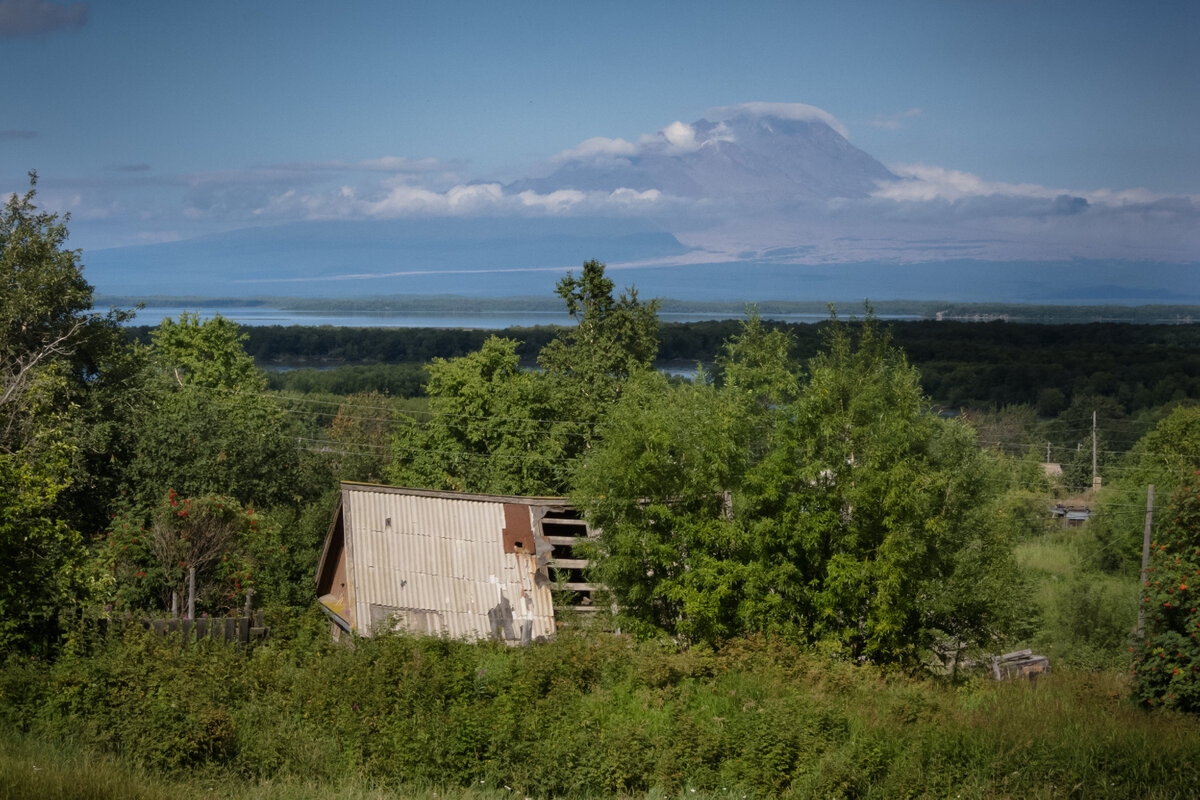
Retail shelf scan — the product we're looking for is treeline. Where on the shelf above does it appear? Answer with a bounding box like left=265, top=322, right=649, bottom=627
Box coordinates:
left=101, top=293, right=1200, bottom=323
left=131, top=318, right=1200, bottom=416
left=265, top=362, right=427, bottom=396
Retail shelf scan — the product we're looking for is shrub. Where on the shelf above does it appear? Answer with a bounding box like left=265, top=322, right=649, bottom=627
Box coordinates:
left=1131, top=477, right=1200, bottom=711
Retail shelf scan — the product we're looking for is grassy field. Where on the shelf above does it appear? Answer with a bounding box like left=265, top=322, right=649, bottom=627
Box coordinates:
left=3, top=622, right=1198, bottom=799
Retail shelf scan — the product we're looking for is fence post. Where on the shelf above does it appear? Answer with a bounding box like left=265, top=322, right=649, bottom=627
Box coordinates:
left=186, top=567, right=196, bottom=620
left=1137, top=484, right=1154, bottom=637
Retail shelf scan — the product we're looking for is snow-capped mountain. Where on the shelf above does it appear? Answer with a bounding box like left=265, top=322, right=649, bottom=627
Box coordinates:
left=511, top=106, right=897, bottom=204
left=79, top=102, right=1198, bottom=302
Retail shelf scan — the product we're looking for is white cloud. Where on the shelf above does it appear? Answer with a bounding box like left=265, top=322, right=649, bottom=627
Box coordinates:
left=874, top=164, right=1057, bottom=202
left=608, top=187, right=662, bottom=205
left=656, top=121, right=701, bottom=153
left=869, top=108, right=922, bottom=130
left=551, top=136, right=639, bottom=161
left=360, top=182, right=505, bottom=217
left=517, top=188, right=586, bottom=213
left=252, top=181, right=669, bottom=221
left=874, top=163, right=1194, bottom=207
left=707, top=102, right=850, bottom=139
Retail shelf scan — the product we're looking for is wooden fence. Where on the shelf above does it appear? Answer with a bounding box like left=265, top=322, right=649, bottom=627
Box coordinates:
left=138, top=611, right=269, bottom=646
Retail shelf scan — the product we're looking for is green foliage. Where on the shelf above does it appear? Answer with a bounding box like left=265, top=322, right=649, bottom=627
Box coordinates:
left=0, top=176, right=120, bottom=652
left=539, top=259, right=661, bottom=439
left=1089, top=405, right=1200, bottom=574
left=388, top=336, right=564, bottom=494
left=577, top=315, right=1026, bottom=666
left=0, top=172, right=93, bottom=366
left=265, top=362, right=427, bottom=396
left=322, top=391, right=399, bottom=483
left=99, top=492, right=282, bottom=616
left=4, top=631, right=1200, bottom=797
left=1131, top=477, right=1200, bottom=711
left=1123, top=405, right=1200, bottom=498
left=150, top=312, right=265, bottom=391
left=749, top=319, right=1024, bottom=664
left=388, top=261, right=661, bottom=496
left=0, top=437, right=85, bottom=653
left=574, top=370, right=753, bottom=642
left=121, top=313, right=306, bottom=508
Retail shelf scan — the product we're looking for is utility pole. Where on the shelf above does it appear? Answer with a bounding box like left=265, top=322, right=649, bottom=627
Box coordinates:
left=1137, top=485, right=1154, bottom=637
left=1092, top=410, right=1100, bottom=492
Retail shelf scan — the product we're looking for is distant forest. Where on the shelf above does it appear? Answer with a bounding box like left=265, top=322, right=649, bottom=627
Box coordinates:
left=127, top=318, right=1200, bottom=415
left=102, top=295, right=1200, bottom=324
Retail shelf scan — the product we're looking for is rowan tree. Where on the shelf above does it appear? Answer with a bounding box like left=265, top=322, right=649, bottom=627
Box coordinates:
left=1131, top=477, right=1200, bottom=711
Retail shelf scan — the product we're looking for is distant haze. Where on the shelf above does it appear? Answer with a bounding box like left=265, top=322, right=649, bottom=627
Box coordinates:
left=82, top=105, right=1198, bottom=304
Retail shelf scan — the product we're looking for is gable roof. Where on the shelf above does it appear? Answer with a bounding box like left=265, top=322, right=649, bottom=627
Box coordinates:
left=315, top=482, right=591, bottom=643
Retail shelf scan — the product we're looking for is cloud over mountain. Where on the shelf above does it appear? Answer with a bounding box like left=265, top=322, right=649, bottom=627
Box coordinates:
left=45, top=101, right=1200, bottom=273
left=515, top=103, right=894, bottom=204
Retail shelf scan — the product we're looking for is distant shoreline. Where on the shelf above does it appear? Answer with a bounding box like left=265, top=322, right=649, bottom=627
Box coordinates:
left=96, top=294, right=1200, bottom=325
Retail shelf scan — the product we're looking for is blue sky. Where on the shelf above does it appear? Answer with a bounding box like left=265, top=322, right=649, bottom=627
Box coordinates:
left=1, top=0, right=1197, bottom=263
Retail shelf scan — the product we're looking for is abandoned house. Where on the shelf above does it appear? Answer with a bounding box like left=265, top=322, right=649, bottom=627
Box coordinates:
left=315, top=482, right=597, bottom=643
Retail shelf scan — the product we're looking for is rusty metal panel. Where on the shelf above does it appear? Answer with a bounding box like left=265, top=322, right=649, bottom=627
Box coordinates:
left=503, top=504, right=534, bottom=554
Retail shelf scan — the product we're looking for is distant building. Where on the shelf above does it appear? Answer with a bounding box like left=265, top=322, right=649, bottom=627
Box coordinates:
left=1041, top=462, right=1063, bottom=477
left=315, top=482, right=596, bottom=643
left=1050, top=503, right=1092, bottom=528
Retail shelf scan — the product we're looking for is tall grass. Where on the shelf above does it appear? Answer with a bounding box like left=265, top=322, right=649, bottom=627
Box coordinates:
left=1015, top=526, right=1139, bottom=670
left=2, top=613, right=1197, bottom=799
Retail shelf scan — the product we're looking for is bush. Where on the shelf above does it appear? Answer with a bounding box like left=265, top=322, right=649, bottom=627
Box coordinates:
left=1131, top=477, right=1200, bottom=711
left=4, top=627, right=1200, bottom=796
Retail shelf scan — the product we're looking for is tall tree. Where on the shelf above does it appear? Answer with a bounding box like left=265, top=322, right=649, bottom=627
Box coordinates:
left=1089, top=405, right=1200, bottom=573
left=388, top=260, right=661, bottom=496
left=120, top=313, right=303, bottom=508
left=573, top=369, right=753, bottom=642
left=0, top=173, right=120, bottom=650
left=388, top=336, right=564, bottom=495
left=743, top=318, right=1020, bottom=665
left=575, top=315, right=1024, bottom=668
left=539, top=259, right=661, bottom=450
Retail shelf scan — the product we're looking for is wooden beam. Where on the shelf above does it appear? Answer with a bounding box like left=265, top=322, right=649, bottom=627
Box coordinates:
left=545, top=535, right=585, bottom=546
left=548, top=558, right=590, bottom=569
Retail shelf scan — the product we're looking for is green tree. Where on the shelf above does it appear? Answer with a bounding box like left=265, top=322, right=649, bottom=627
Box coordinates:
left=323, top=390, right=400, bottom=483
left=744, top=319, right=1021, bottom=665
left=0, top=172, right=94, bottom=370
left=0, top=173, right=128, bottom=649
left=99, top=492, right=282, bottom=616
left=0, top=372, right=86, bottom=652
left=575, top=315, right=1024, bottom=667
left=1088, top=405, right=1200, bottom=573
left=120, top=313, right=304, bottom=508
left=1131, top=477, right=1200, bottom=711
left=388, top=336, right=564, bottom=494
left=150, top=312, right=265, bottom=391
left=388, top=260, right=661, bottom=496
left=573, top=369, right=753, bottom=642
left=539, top=259, right=661, bottom=448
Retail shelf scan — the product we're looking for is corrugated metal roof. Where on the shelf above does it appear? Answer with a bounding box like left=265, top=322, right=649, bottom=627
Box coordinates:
left=335, top=483, right=571, bottom=642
